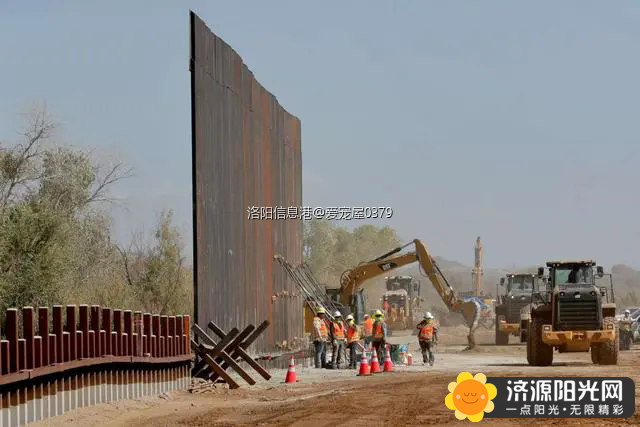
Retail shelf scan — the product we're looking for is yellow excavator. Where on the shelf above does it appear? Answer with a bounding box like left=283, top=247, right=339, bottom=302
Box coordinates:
left=339, top=239, right=482, bottom=349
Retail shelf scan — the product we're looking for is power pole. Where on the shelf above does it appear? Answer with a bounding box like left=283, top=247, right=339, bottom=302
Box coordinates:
left=472, top=236, right=483, bottom=296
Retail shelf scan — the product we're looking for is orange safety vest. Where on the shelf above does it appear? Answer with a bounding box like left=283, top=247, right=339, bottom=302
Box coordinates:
left=372, top=320, right=385, bottom=340
left=315, top=317, right=329, bottom=340
left=347, top=323, right=359, bottom=343
left=332, top=321, right=345, bottom=340
left=364, top=318, right=373, bottom=336
left=419, top=324, right=434, bottom=341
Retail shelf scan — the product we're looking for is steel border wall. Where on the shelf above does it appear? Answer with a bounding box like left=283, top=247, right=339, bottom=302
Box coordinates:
left=0, top=305, right=192, bottom=426
left=190, top=11, right=303, bottom=354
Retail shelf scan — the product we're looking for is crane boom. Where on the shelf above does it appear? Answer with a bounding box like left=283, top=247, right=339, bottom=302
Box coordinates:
left=339, top=239, right=481, bottom=349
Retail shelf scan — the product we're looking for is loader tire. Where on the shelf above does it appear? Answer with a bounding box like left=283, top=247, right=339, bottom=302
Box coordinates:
left=596, top=317, right=619, bottom=365
left=529, top=317, right=553, bottom=366
left=495, top=320, right=509, bottom=345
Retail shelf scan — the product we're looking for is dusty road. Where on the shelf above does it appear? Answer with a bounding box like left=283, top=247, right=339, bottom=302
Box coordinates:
left=33, top=326, right=640, bottom=426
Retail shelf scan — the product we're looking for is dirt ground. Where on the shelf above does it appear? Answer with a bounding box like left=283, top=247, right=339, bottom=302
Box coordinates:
left=32, top=326, right=640, bottom=426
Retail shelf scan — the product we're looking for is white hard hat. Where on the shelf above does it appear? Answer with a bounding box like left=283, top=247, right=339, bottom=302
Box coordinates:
left=375, top=309, right=383, bottom=316
left=425, top=312, right=434, bottom=319
left=346, top=314, right=354, bottom=321
left=334, top=310, right=342, bottom=317
left=625, top=309, right=630, bottom=314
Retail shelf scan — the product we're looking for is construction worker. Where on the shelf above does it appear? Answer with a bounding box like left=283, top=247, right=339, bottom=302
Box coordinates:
left=346, top=314, right=360, bottom=369
left=417, top=312, right=437, bottom=366
left=363, top=314, right=374, bottom=349
left=330, top=311, right=347, bottom=369
left=371, top=309, right=388, bottom=359
left=311, top=307, right=329, bottom=368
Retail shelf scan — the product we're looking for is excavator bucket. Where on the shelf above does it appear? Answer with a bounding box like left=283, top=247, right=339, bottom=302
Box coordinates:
left=459, top=300, right=481, bottom=350
left=460, top=301, right=479, bottom=327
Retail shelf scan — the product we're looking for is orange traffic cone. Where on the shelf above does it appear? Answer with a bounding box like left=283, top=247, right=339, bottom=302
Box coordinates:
left=357, top=352, right=371, bottom=376
left=285, top=355, right=297, bottom=383
left=383, top=347, right=393, bottom=372
left=370, top=348, right=382, bottom=373
left=407, top=353, right=413, bottom=366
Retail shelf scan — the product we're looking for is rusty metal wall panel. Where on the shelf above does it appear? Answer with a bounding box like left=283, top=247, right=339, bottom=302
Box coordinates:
left=190, top=11, right=303, bottom=354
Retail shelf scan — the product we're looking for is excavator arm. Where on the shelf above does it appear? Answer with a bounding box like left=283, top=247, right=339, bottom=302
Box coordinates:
left=339, top=239, right=481, bottom=349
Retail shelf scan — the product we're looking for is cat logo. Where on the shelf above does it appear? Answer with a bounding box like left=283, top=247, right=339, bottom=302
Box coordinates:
left=379, top=262, right=397, bottom=272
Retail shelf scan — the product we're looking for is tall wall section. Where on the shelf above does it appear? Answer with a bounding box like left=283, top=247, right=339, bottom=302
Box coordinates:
left=189, top=11, right=303, bottom=353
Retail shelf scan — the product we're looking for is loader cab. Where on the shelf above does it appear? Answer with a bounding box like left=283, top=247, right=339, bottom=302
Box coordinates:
left=503, top=274, right=536, bottom=293
left=385, top=275, right=421, bottom=318
left=385, top=275, right=420, bottom=294
left=536, top=260, right=608, bottom=331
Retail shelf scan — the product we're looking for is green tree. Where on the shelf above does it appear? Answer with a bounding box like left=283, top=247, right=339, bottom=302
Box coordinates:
left=303, top=218, right=402, bottom=289
left=0, top=105, right=131, bottom=313
left=118, top=210, right=192, bottom=316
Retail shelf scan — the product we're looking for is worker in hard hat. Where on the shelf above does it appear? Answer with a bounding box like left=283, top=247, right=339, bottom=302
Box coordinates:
left=362, top=313, right=373, bottom=350
left=330, top=311, right=347, bottom=369
left=345, top=314, right=360, bottom=369
left=311, top=307, right=329, bottom=368
left=371, top=309, right=388, bottom=360
left=416, top=312, right=438, bottom=366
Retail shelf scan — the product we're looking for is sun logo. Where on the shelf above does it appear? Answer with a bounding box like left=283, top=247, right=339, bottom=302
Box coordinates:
left=445, top=372, right=497, bottom=422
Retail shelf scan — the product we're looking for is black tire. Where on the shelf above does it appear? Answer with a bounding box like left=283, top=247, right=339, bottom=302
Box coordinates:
left=597, top=317, right=619, bottom=365
left=495, top=320, right=509, bottom=345
left=529, top=317, right=553, bottom=366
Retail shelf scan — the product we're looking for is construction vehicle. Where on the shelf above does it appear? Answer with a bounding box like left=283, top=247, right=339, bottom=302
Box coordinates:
left=494, top=273, right=534, bottom=345
left=339, top=239, right=481, bottom=349
left=381, top=275, right=422, bottom=330
left=521, top=260, right=618, bottom=366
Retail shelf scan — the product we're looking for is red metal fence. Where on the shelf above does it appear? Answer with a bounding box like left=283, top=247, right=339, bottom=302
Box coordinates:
left=0, top=304, right=192, bottom=425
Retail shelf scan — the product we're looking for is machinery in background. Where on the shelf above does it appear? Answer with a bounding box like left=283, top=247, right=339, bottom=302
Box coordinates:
left=381, top=275, right=422, bottom=330
left=494, top=273, right=535, bottom=345
left=471, top=236, right=484, bottom=297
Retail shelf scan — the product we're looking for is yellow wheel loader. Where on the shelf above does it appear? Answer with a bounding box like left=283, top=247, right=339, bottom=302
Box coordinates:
left=523, top=260, right=618, bottom=366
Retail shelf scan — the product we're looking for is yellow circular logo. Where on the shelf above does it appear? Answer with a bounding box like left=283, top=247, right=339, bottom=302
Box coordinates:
left=445, top=372, right=497, bottom=422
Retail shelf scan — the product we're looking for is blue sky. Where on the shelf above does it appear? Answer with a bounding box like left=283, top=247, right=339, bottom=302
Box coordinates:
left=2, top=1, right=640, bottom=269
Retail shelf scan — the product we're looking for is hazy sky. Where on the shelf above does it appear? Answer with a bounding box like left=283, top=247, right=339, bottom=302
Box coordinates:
left=2, top=1, right=640, bottom=269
